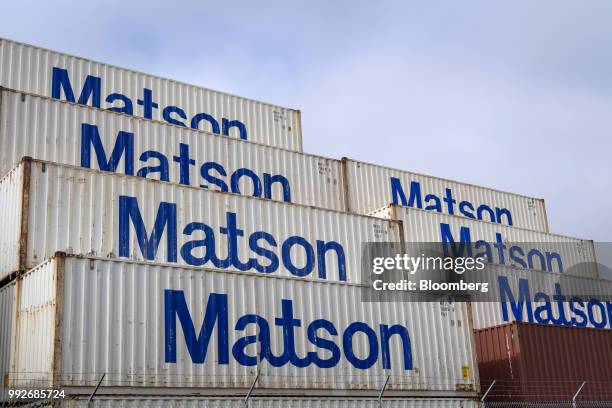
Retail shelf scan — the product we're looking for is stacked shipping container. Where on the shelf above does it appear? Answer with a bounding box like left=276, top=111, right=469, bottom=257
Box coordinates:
left=0, top=89, right=343, bottom=211
left=0, top=36, right=608, bottom=405
left=475, top=322, right=612, bottom=401
left=0, top=88, right=550, bottom=229
left=0, top=38, right=303, bottom=151
left=371, top=204, right=597, bottom=278
left=343, top=158, right=549, bottom=232
left=2, top=254, right=478, bottom=396
left=0, top=158, right=401, bottom=282
left=469, top=265, right=612, bottom=330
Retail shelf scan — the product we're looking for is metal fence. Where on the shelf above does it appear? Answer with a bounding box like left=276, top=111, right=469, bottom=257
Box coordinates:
left=1, top=377, right=612, bottom=407
left=1, top=398, right=612, bottom=408
left=480, top=379, right=612, bottom=405
left=483, top=403, right=612, bottom=408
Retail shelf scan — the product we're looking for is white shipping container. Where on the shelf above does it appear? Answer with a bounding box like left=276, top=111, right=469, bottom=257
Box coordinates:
left=343, top=158, right=549, bottom=232
left=22, top=397, right=480, bottom=408
left=0, top=281, right=15, bottom=400
left=470, top=264, right=612, bottom=330
left=0, top=159, right=401, bottom=282
left=0, top=163, right=25, bottom=280
left=7, top=254, right=479, bottom=395
left=372, top=204, right=597, bottom=278
left=0, top=89, right=343, bottom=210
left=0, top=38, right=302, bottom=151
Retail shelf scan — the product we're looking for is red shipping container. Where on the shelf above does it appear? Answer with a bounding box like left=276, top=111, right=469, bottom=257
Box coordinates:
left=474, top=322, right=612, bottom=402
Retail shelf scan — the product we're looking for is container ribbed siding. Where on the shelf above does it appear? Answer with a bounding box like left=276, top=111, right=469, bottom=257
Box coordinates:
left=0, top=159, right=401, bottom=282
left=0, top=281, right=15, bottom=400
left=7, top=255, right=479, bottom=395
left=0, top=163, right=24, bottom=280
left=469, top=265, right=612, bottom=330
left=25, top=397, right=480, bottom=408
left=0, top=38, right=302, bottom=151
left=475, top=322, right=612, bottom=401
left=343, top=159, right=548, bottom=232
left=0, top=89, right=342, bottom=210
left=374, top=204, right=597, bottom=278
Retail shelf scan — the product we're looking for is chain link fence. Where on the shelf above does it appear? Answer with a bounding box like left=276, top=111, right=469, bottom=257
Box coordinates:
left=1, top=376, right=611, bottom=407
left=483, top=403, right=612, bottom=408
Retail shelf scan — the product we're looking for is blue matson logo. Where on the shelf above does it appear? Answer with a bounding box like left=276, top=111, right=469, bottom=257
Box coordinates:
left=165, top=289, right=413, bottom=370
left=391, top=177, right=514, bottom=226
left=80, top=123, right=291, bottom=202
left=440, top=224, right=564, bottom=273
left=499, top=277, right=612, bottom=329
left=119, top=195, right=347, bottom=281
left=51, top=67, right=249, bottom=139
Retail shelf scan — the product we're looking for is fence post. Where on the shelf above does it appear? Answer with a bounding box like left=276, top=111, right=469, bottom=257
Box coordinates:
left=377, top=375, right=390, bottom=408
left=243, top=371, right=260, bottom=408
left=481, top=380, right=496, bottom=408
left=572, top=381, right=586, bottom=408
left=87, top=372, right=106, bottom=405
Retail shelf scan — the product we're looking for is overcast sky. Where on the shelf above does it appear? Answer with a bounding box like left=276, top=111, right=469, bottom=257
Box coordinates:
left=1, top=2, right=610, bottom=251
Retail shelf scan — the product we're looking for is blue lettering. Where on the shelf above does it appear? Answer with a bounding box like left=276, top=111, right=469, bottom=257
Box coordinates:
left=191, top=112, right=220, bottom=134
left=119, top=197, right=345, bottom=279
left=476, top=205, right=495, bottom=223
left=173, top=143, right=195, bottom=186
left=163, top=106, right=187, bottom=127
left=137, top=88, right=159, bottom=119
left=166, top=291, right=413, bottom=370
left=119, top=196, right=177, bottom=261
left=379, top=324, right=412, bottom=370
left=499, top=276, right=533, bottom=323
left=164, top=290, right=229, bottom=364
left=389, top=177, right=514, bottom=225
left=440, top=223, right=472, bottom=258
left=106, top=93, right=133, bottom=115
left=343, top=322, right=378, bottom=369
left=570, top=297, right=587, bottom=327
left=52, top=67, right=249, bottom=140
left=231, top=168, right=262, bottom=197
left=248, top=232, right=279, bottom=273
left=137, top=150, right=169, bottom=181
left=51, top=67, right=101, bottom=107
left=263, top=173, right=291, bottom=202
left=498, top=278, right=611, bottom=329
left=307, top=319, right=341, bottom=368
left=200, top=162, right=229, bottom=192
left=282, top=236, right=315, bottom=277
left=588, top=300, right=607, bottom=329
left=80, top=123, right=134, bottom=175
left=222, top=118, right=247, bottom=140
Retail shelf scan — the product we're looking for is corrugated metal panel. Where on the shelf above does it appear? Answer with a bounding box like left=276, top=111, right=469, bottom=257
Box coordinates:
left=0, top=89, right=342, bottom=210
left=0, top=281, right=16, bottom=400
left=0, top=159, right=401, bottom=283
left=379, top=204, right=597, bottom=278
left=0, top=161, right=26, bottom=277
left=36, top=397, right=480, bottom=408
left=0, top=37, right=302, bottom=151
left=343, top=158, right=549, bottom=232
left=8, top=255, right=478, bottom=395
left=10, top=259, right=57, bottom=388
left=471, top=266, right=612, bottom=330
left=474, top=322, right=612, bottom=401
